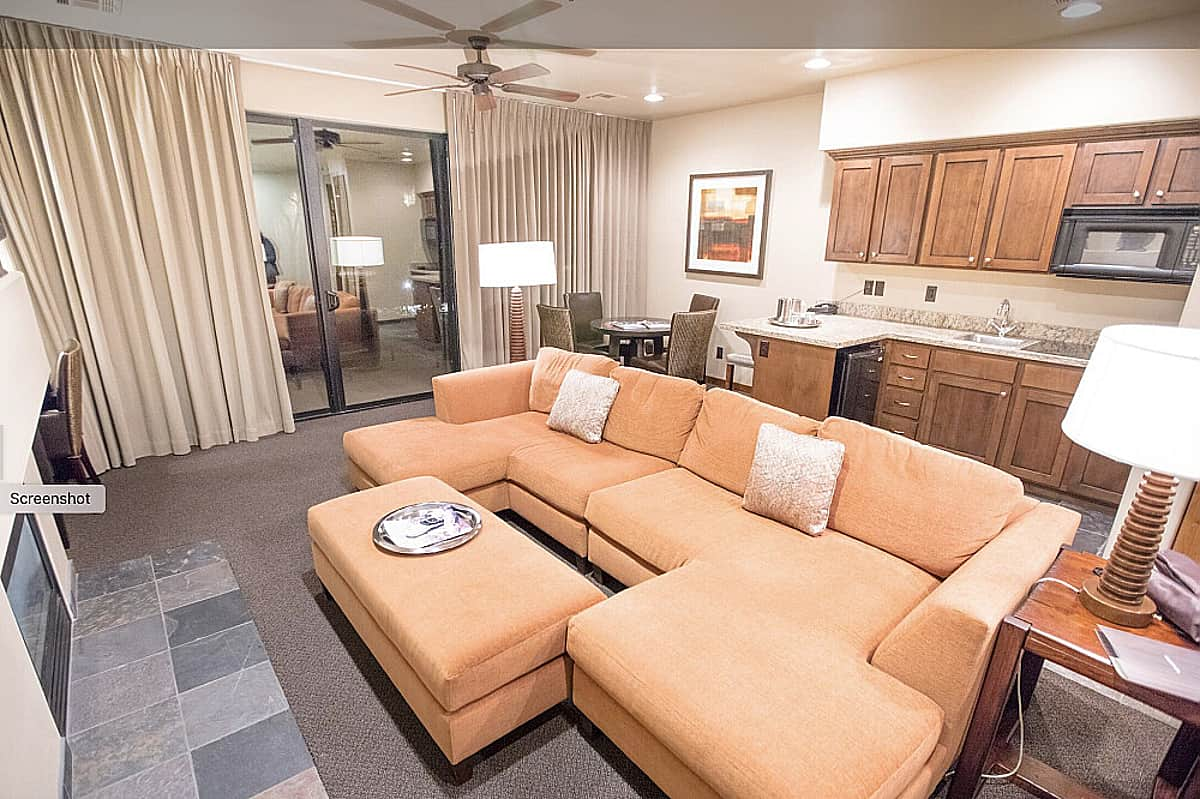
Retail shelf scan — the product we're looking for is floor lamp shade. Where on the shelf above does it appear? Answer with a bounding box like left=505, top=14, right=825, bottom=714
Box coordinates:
left=1062, top=324, right=1200, bottom=627
left=478, top=242, right=558, bottom=362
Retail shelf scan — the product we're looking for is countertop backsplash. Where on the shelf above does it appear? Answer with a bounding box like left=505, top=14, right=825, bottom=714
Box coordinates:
left=838, top=302, right=1101, bottom=347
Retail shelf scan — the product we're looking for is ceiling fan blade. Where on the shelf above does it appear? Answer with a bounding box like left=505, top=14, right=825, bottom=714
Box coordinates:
left=349, top=36, right=447, bottom=48
left=356, top=0, right=455, bottom=31
left=488, top=62, right=550, bottom=84
left=474, top=91, right=498, bottom=112
left=463, top=46, right=492, bottom=64
left=250, top=137, right=296, bottom=145
left=339, top=144, right=384, bottom=154
left=497, top=39, right=597, bottom=57
left=393, top=63, right=464, bottom=81
left=384, top=84, right=461, bottom=97
left=499, top=83, right=580, bottom=102
left=481, top=0, right=560, bottom=33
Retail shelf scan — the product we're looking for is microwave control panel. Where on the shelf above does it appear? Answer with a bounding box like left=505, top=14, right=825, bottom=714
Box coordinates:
left=1183, top=224, right=1200, bottom=270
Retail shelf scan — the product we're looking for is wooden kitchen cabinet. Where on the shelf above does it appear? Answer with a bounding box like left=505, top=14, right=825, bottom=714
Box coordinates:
left=744, top=336, right=837, bottom=421
left=868, top=154, right=932, bottom=264
left=918, top=372, right=1013, bottom=464
left=825, top=158, right=879, bottom=262
left=1062, top=445, right=1131, bottom=505
left=1066, top=138, right=1160, bottom=205
left=918, top=148, right=1001, bottom=268
left=1148, top=135, right=1200, bottom=204
left=982, top=144, right=1076, bottom=273
left=996, top=362, right=1080, bottom=488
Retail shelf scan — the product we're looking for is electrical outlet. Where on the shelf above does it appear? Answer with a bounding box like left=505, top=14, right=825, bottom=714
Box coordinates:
left=925, top=285, right=938, bottom=302
left=874, top=280, right=885, bottom=296
left=864, top=280, right=875, bottom=296
left=716, top=346, right=724, bottom=359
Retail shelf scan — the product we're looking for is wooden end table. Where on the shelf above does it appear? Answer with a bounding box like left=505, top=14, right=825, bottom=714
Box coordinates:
left=948, top=549, right=1200, bottom=799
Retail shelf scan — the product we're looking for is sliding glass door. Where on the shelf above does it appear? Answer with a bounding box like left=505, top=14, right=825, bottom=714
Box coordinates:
left=247, top=115, right=457, bottom=417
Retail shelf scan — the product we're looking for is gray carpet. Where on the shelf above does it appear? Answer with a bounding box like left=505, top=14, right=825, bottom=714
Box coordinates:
left=66, top=404, right=1176, bottom=799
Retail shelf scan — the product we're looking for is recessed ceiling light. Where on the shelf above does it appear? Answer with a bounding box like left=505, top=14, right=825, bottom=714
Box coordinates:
left=400, top=150, right=413, bottom=156
left=643, top=92, right=664, bottom=103
left=401, top=157, right=413, bottom=163
left=804, top=56, right=832, bottom=70
left=1060, top=0, right=1102, bottom=18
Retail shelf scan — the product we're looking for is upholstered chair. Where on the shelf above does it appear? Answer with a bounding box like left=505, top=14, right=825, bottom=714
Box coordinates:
left=537, top=304, right=576, bottom=352
left=565, top=291, right=608, bottom=354
left=630, top=309, right=717, bottom=383
left=688, top=293, right=721, bottom=312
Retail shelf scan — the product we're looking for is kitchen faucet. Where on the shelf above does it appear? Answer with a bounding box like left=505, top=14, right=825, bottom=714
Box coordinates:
left=989, top=299, right=1017, bottom=338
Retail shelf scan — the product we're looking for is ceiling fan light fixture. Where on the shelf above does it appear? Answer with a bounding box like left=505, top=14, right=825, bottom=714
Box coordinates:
left=804, top=56, right=832, bottom=70
left=643, top=91, right=664, bottom=103
left=1060, top=0, right=1102, bottom=17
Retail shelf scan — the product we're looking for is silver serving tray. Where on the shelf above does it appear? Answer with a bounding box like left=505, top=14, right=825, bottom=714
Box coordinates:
left=373, top=502, right=482, bottom=555
left=768, top=317, right=822, bottom=329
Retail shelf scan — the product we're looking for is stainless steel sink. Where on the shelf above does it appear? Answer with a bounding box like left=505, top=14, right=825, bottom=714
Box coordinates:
left=955, top=332, right=1036, bottom=349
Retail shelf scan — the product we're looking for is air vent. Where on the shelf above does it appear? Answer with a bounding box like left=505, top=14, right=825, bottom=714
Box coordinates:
left=583, top=92, right=622, bottom=101
left=56, top=0, right=123, bottom=13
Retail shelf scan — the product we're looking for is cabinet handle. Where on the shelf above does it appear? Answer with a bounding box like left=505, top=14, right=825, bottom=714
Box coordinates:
left=894, top=400, right=912, bottom=407
left=899, top=374, right=914, bottom=381
left=858, top=251, right=865, bottom=258
left=1133, top=190, right=1141, bottom=198
left=984, top=256, right=993, bottom=264
left=891, top=430, right=907, bottom=435
left=1000, top=391, right=1008, bottom=398
left=967, top=255, right=976, bottom=263
left=1155, top=189, right=1165, bottom=198
left=901, top=353, right=918, bottom=360
left=871, top=251, right=878, bottom=257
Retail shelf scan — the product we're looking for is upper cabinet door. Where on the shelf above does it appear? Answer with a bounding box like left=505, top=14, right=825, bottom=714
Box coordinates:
left=826, top=157, right=879, bottom=262
left=1148, top=135, right=1200, bottom=204
left=1066, top=138, right=1159, bottom=205
left=868, top=154, right=932, bottom=265
left=982, top=143, right=1076, bottom=273
left=918, top=149, right=1001, bottom=268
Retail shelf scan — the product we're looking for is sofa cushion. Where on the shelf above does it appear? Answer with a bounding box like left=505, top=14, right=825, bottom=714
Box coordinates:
left=343, top=411, right=558, bottom=491
left=602, top=367, right=705, bottom=462
left=529, top=347, right=618, bottom=413
left=508, top=436, right=672, bottom=519
left=743, top=423, right=845, bottom=536
left=677, top=389, right=819, bottom=495
left=547, top=369, right=620, bottom=444
left=567, top=558, right=943, bottom=799
left=819, top=417, right=1024, bottom=578
left=586, top=468, right=771, bottom=573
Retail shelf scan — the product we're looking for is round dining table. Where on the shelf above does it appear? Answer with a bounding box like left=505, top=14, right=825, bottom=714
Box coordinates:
left=591, top=317, right=672, bottom=364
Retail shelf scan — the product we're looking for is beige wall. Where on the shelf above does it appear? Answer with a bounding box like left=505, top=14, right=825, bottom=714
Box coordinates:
left=239, top=59, right=446, bottom=133
left=646, top=93, right=833, bottom=382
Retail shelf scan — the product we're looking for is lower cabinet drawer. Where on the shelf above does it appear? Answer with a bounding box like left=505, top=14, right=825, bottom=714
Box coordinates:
left=879, top=384, right=924, bottom=420
left=877, top=412, right=919, bottom=439
left=886, top=363, right=928, bottom=391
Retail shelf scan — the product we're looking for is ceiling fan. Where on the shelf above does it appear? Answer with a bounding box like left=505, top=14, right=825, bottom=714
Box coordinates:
left=250, top=129, right=384, bottom=154
left=349, top=0, right=597, bottom=58
left=385, top=35, right=582, bottom=111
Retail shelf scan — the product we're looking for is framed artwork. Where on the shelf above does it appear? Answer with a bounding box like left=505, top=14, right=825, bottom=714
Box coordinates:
left=684, top=170, right=772, bottom=278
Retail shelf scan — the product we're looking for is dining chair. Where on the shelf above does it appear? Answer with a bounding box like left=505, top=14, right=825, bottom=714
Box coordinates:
left=629, top=309, right=717, bottom=383
left=688, top=294, right=721, bottom=312
left=564, top=291, right=608, bottom=354
left=52, top=339, right=101, bottom=484
left=536, top=304, right=576, bottom=351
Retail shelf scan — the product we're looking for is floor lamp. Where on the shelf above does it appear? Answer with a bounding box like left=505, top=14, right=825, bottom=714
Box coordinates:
left=330, top=236, right=385, bottom=309
left=478, top=241, right=558, bottom=362
left=1061, top=324, right=1200, bottom=627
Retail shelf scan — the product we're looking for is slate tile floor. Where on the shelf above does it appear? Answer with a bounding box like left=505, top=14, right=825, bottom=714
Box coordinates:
left=69, top=541, right=327, bottom=799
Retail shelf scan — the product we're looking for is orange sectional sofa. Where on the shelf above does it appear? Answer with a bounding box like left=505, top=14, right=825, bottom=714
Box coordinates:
left=342, top=347, right=1081, bottom=799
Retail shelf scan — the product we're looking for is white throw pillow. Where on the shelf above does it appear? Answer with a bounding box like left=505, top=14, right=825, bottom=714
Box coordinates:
left=743, top=423, right=845, bottom=536
left=547, top=369, right=620, bottom=444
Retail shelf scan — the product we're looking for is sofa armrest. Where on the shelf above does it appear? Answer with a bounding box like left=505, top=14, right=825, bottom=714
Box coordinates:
left=869, top=502, right=1080, bottom=757
left=432, top=360, right=535, bottom=424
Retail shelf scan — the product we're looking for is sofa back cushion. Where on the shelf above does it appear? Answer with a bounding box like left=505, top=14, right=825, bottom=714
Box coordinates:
left=286, top=284, right=313, bottom=314
left=818, top=417, right=1024, bottom=577
left=677, top=389, right=819, bottom=495
left=603, top=367, right=705, bottom=461
left=529, top=347, right=618, bottom=413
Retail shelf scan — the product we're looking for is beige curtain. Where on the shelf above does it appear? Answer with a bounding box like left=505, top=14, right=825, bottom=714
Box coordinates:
left=0, top=19, right=294, bottom=471
left=447, top=92, right=650, bottom=368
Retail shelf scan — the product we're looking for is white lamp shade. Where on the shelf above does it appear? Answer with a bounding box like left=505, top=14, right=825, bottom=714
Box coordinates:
left=330, top=236, right=384, bottom=267
left=478, top=241, right=557, bottom=288
left=1062, top=324, right=1200, bottom=480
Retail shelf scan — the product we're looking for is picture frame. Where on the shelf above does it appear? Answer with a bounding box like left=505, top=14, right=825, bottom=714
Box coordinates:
left=684, top=169, right=772, bottom=279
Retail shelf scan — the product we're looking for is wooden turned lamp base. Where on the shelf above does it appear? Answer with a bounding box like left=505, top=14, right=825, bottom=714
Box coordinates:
left=1079, top=470, right=1177, bottom=629
left=507, top=286, right=527, bottom=363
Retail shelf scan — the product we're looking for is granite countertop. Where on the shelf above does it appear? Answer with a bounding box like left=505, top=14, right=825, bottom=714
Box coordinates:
left=720, top=315, right=1092, bottom=367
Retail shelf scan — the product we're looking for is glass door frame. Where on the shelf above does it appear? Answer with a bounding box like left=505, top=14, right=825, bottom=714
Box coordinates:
left=247, top=112, right=460, bottom=419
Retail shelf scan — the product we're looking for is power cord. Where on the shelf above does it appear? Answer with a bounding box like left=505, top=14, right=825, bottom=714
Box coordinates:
left=981, top=666, right=1024, bottom=779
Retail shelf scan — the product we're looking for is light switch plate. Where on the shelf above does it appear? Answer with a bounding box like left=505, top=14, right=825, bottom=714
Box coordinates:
left=716, top=346, right=724, bottom=359
left=864, top=280, right=875, bottom=295
left=925, top=285, right=938, bottom=302
left=874, top=281, right=885, bottom=296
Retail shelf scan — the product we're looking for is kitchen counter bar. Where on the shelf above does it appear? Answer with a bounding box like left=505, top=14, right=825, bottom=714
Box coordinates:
left=720, top=316, right=1090, bottom=367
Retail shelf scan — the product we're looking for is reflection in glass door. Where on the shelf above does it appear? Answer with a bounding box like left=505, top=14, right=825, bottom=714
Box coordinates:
left=247, top=115, right=457, bottom=416
left=247, top=119, right=329, bottom=414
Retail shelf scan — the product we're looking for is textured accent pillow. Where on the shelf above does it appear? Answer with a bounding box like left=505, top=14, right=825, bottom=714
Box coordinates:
left=743, top=423, right=845, bottom=536
left=271, top=280, right=294, bottom=313
left=547, top=369, right=620, bottom=444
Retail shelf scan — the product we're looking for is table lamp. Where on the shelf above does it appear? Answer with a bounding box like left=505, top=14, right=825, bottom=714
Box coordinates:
left=331, top=236, right=384, bottom=308
left=478, top=241, right=558, bottom=362
left=1061, top=324, right=1200, bottom=627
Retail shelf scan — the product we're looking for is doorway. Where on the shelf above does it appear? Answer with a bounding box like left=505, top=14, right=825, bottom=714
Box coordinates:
left=247, top=115, right=458, bottom=417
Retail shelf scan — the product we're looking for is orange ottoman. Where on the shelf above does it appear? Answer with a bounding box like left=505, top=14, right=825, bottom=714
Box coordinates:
left=307, top=476, right=605, bottom=782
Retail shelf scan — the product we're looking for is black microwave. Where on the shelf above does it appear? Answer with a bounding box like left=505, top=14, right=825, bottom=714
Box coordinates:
left=1050, top=206, right=1199, bottom=285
